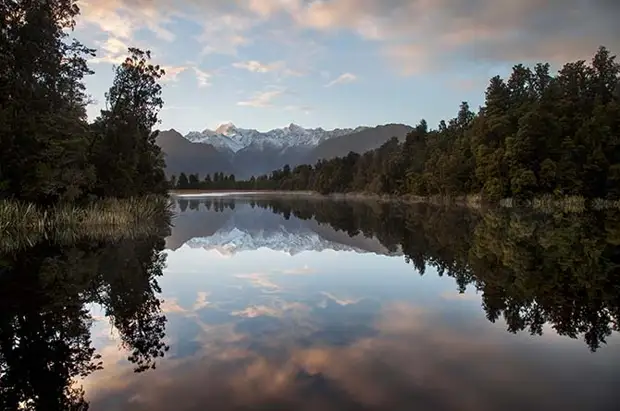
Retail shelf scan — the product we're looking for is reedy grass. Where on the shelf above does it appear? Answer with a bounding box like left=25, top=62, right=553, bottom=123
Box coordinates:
left=0, top=195, right=172, bottom=252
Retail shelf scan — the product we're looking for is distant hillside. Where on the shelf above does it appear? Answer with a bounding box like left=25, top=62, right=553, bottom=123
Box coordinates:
left=157, top=124, right=414, bottom=179
left=305, top=124, right=413, bottom=164
left=156, top=129, right=235, bottom=177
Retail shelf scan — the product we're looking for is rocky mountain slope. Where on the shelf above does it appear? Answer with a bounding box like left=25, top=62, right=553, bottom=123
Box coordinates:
left=156, top=129, right=235, bottom=177
left=157, top=123, right=412, bottom=179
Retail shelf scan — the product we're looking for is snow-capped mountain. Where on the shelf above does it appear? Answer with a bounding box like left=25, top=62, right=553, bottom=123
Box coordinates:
left=185, top=227, right=364, bottom=256
left=158, top=123, right=413, bottom=179
left=165, top=199, right=400, bottom=256
left=185, top=122, right=368, bottom=153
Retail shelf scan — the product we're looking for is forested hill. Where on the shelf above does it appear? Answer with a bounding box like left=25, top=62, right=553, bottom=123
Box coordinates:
left=174, top=47, right=620, bottom=201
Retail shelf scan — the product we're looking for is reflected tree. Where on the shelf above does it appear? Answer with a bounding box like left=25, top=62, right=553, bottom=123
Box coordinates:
left=0, top=220, right=170, bottom=409
left=256, top=197, right=620, bottom=351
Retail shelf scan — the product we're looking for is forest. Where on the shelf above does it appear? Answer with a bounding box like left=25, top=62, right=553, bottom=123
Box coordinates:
left=173, top=47, right=620, bottom=201
left=0, top=1, right=169, bottom=207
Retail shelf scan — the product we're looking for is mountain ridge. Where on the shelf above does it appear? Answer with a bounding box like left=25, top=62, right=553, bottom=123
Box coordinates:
left=157, top=122, right=413, bottom=179
left=184, top=122, right=369, bottom=153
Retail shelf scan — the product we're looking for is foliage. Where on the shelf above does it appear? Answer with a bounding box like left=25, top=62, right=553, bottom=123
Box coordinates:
left=0, top=196, right=172, bottom=252
left=89, top=48, right=168, bottom=199
left=188, top=47, right=620, bottom=201
left=0, top=1, right=169, bottom=205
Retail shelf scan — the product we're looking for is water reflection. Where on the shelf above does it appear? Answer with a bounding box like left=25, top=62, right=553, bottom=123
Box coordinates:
left=3, top=197, right=620, bottom=410
left=0, top=221, right=170, bottom=410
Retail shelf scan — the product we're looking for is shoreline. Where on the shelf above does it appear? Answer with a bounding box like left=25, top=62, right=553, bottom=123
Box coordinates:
left=168, top=190, right=620, bottom=212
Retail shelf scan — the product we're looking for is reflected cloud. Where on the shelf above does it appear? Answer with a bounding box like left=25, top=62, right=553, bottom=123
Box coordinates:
left=235, top=272, right=282, bottom=292
left=280, top=264, right=315, bottom=275
left=232, top=301, right=311, bottom=319
left=162, top=291, right=213, bottom=315
left=87, top=301, right=618, bottom=411
left=161, top=298, right=190, bottom=315
left=320, top=291, right=362, bottom=307
left=193, top=291, right=211, bottom=310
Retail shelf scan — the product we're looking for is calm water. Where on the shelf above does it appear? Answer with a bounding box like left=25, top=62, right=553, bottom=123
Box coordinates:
left=1, top=196, right=619, bottom=410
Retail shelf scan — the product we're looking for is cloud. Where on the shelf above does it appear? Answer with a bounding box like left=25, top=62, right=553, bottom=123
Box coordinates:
left=237, top=90, right=285, bottom=108
left=324, top=72, right=357, bottom=87
left=293, top=0, right=619, bottom=72
left=232, top=60, right=284, bottom=73
left=232, top=60, right=306, bottom=81
left=192, top=67, right=212, bottom=88
left=78, top=0, right=619, bottom=77
left=89, top=37, right=130, bottom=65
left=77, top=0, right=176, bottom=41
left=197, top=14, right=254, bottom=55
left=160, top=65, right=190, bottom=83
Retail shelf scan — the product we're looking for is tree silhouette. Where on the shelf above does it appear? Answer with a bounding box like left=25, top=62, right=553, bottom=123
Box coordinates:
left=0, top=220, right=170, bottom=409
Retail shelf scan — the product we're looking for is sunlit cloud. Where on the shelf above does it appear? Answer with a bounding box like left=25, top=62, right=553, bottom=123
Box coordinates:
left=237, top=89, right=285, bottom=108
left=192, top=67, right=212, bottom=88
left=324, top=72, right=357, bottom=87
left=232, top=60, right=284, bottom=73
left=161, top=65, right=190, bottom=83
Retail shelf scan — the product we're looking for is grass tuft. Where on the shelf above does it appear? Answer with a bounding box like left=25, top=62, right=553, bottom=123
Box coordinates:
left=0, top=195, right=172, bottom=252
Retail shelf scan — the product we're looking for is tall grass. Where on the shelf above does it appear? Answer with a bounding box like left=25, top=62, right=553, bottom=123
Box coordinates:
left=0, top=195, right=172, bottom=252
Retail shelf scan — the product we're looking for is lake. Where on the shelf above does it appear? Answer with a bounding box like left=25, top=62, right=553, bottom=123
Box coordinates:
left=1, top=195, right=619, bottom=410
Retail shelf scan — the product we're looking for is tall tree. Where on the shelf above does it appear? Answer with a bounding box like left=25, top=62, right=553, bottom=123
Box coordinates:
left=90, top=48, right=167, bottom=198
left=0, top=0, right=95, bottom=204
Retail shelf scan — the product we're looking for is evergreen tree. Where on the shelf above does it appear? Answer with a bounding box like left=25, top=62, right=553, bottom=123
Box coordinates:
left=177, top=173, right=189, bottom=189
left=0, top=0, right=96, bottom=204
left=90, top=48, right=167, bottom=198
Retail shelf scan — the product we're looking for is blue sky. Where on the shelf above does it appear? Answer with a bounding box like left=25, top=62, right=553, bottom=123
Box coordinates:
left=74, top=0, right=619, bottom=133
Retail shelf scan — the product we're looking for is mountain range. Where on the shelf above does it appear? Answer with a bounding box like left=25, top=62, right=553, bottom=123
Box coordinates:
left=156, top=122, right=413, bottom=179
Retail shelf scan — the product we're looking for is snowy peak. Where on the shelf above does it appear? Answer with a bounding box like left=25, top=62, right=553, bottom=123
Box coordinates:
left=183, top=123, right=370, bottom=153
left=185, top=227, right=363, bottom=256
left=214, top=122, right=238, bottom=135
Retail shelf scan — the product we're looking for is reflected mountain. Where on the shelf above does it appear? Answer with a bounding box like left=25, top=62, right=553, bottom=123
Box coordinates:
left=167, top=197, right=397, bottom=256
